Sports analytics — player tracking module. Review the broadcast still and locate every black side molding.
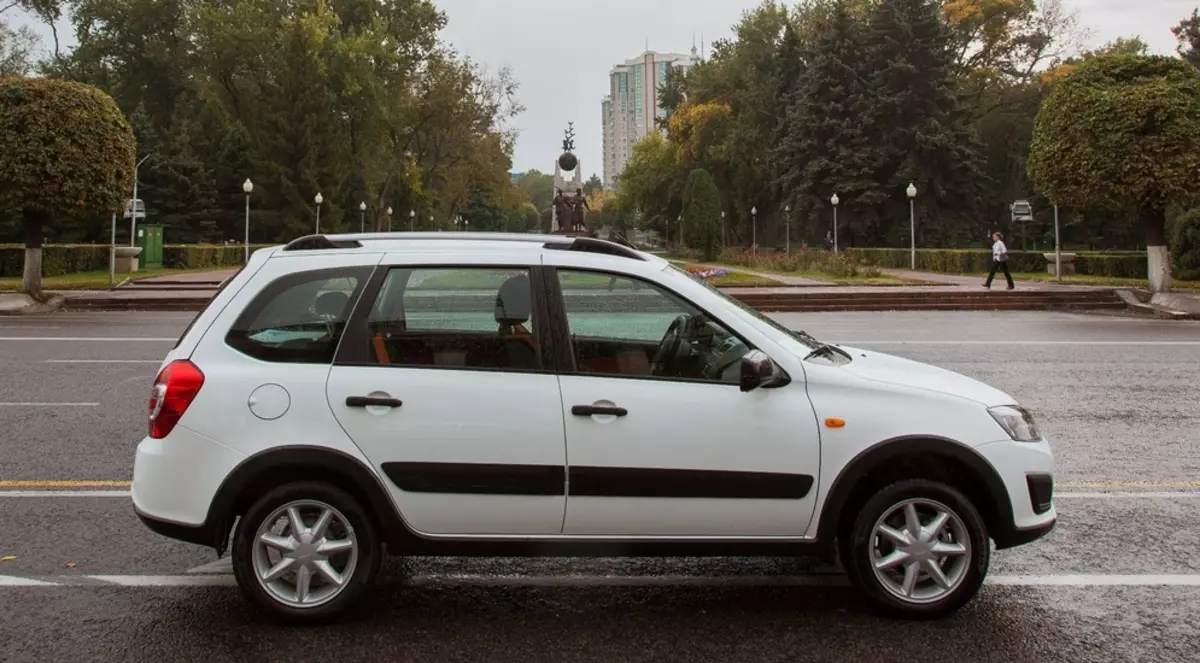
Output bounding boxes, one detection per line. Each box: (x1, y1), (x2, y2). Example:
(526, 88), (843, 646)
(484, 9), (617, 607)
(346, 396), (403, 408)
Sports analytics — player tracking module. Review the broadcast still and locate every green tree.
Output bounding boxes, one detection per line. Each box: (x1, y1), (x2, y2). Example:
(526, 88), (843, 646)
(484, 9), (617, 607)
(583, 173), (603, 197)
(860, 0), (988, 247)
(1028, 55), (1200, 292)
(1175, 9), (1200, 70)
(0, 77), (135, 298)
(1171, 208), (1200, 281)
(682, 168), (722, 260)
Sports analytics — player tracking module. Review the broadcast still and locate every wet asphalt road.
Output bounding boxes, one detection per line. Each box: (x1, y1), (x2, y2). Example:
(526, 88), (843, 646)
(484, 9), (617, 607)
(1, 310), (1199, 662)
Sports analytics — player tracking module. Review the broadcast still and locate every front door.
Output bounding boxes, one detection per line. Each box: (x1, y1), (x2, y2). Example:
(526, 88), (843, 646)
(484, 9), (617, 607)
(550, 268), (821, 537)
(327, 264), (567, 536)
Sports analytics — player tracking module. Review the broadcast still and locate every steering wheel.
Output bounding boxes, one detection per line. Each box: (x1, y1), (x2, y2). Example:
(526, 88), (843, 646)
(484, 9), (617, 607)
(650, 314), (692, 376)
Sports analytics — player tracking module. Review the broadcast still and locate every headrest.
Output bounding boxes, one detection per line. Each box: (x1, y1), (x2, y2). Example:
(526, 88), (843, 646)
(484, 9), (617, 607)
(495, 274), (532, 325)
(314, 290), (350, 318)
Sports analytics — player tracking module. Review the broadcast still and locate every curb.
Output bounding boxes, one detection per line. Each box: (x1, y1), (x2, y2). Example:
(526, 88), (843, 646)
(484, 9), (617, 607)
(0, 294), (65, 316)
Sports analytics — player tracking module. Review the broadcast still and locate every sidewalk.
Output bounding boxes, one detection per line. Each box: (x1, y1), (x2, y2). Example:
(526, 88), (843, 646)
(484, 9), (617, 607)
(878, 268), (1114, 291)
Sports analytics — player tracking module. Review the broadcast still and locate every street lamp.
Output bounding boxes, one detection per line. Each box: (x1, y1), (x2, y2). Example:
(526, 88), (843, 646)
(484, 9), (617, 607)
(784, 205), (791, 254)
(314, 192), (324, 234)
(242, 178), (253, 263)
(359, 201), (367, 233)
(678, 214), (683, 247)
(409, 209), (415, 231)
(130, 153), (152, 246)
(751, 206), (758, 254)
(721, 210), (726, 245)
(386, 206), (393, 231)
(906, 183), (917, 270)
(831, 193), (840, 252)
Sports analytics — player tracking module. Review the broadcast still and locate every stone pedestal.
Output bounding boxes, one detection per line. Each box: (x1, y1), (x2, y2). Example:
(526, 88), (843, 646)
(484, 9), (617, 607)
(1043, 252), (1077, 277)
(114, 246), (143, 274)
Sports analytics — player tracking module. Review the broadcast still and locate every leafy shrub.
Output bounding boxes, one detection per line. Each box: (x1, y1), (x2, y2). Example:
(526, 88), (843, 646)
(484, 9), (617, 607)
(163, 244), (272, 269)
(1171, 208), (1200, 281)
(0, 244), (110, 277)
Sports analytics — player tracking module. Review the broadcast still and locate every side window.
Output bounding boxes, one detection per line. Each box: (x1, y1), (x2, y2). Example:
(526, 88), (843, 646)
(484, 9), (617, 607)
(225, 267), (369, 364)
(365, 267), (542, 372)
(557, 269), (750, 383)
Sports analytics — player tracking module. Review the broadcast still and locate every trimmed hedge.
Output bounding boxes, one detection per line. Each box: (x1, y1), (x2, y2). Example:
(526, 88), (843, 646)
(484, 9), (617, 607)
(853, 249), (1148, 278)
(162, 244), (273, 269)
(0, 244), (111, 277)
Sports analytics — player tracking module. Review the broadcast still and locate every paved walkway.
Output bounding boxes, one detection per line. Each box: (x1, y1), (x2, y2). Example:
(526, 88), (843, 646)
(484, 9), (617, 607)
(879, 268), (1114, 291)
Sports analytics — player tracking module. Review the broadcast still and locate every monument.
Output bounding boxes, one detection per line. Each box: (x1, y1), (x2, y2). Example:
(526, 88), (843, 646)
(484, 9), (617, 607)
(551, 123), (590, 234)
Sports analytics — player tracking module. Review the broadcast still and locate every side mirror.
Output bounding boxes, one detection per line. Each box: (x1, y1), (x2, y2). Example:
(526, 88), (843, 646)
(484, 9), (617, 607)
(740, 350), (791, 393)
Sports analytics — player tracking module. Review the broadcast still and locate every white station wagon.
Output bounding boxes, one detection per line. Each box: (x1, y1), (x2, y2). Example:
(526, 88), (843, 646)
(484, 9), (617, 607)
(133, 232), (1056, 624)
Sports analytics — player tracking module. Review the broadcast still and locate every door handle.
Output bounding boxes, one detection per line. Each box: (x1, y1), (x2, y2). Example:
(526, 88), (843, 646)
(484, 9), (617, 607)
(346, 396), (403, 408)
(571, 404), (628, 417)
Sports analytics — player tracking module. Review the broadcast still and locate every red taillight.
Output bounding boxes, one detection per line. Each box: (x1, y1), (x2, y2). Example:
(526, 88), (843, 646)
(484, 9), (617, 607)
(148, 360), (205, 439)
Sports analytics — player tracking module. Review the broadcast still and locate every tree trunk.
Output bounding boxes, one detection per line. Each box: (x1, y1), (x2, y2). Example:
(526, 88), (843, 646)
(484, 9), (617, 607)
(1145, 209), (1172, 293)
(20, 210), (46, 302)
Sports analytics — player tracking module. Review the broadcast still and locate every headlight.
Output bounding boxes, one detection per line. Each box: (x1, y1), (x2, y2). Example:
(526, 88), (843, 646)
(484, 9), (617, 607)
(988, 405), (1043, 442)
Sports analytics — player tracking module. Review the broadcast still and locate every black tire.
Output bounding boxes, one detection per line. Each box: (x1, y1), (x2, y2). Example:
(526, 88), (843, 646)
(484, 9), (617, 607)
(231, 481), (382, 625)
(843, 479), (990, 620)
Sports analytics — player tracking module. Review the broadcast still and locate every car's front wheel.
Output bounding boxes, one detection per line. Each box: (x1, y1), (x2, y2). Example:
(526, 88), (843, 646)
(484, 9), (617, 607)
(231, 481), (382, 624)
(843, 479), (990, 619)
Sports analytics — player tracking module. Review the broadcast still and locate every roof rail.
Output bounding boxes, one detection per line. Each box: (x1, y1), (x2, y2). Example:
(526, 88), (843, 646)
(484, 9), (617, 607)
(281, 231), (648, 261)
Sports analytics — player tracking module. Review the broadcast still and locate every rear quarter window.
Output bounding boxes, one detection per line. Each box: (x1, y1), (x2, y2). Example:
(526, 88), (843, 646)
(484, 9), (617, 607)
(224, 266), (373, 364)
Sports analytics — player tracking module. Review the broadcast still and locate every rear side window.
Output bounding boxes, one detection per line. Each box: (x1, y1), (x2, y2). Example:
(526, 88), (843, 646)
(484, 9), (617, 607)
(225, 266), (372, 364)
(174, 266), (244, 349)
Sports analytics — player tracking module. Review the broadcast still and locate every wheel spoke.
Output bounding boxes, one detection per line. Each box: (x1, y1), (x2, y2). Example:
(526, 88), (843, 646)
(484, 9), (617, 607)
(259, 533), (295, 552)
(317, 538), (354, 556)
(901, 562), (920, 596)
(874, 549), (909, 571)
(877, 524), (909, 547)
(924, 511), (950, 540)
(923, 558), (950, 589)
(903, 503), (922, 538)
(932, 541), (968, 557)
(313, 560), (345, 587)
(311, 508), (334, 539)
(261, 557), (295, 583)
(295, 565), (312, 604)
(287, 507), (307, 536)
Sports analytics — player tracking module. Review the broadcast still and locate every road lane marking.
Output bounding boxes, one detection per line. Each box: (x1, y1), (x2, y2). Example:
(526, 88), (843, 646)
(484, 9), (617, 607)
(0, 490), (132, 497)
(0, 402), (99, 407)
(0, 337), (176, 342)
(186, 559), (233, 574)
(1060, 480), (1200, 488)
(6, 573), (1200, 589)
(0, 480), (131, 488)
(44, 359), (162, 364)
(1056, 492), (1200, 498)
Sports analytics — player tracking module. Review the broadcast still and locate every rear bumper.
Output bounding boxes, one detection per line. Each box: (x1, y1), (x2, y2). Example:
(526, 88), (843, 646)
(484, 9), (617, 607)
(134, 504), (222, 549)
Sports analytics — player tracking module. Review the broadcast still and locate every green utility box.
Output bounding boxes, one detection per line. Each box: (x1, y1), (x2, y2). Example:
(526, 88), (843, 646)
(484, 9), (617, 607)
(136, 224), (164, 268)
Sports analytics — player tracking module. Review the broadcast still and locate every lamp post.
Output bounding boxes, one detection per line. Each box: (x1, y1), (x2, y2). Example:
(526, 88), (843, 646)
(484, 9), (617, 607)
(409, 209), (415, 231)
(130, 153), (151, 246)
(721, 210), (726, 246)
(359, 201), (367, 233)
(1053, 203), (1062, 283)
(906, 183), (917, 270)
(386, 207), (393, 232)
(751, 207), (757, 254)
(831, 193), (839, 252)
(784, 204), (791, 254)
(314, 192), (324, 234)
(242, 178), (253, 263)
(678, 214), (683, 248)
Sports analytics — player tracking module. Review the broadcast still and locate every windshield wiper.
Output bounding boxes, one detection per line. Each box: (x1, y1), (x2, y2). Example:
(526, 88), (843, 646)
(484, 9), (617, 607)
(796, 330), (851, 361)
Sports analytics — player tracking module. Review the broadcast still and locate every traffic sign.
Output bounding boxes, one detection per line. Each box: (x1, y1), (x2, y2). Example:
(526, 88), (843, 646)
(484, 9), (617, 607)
(123, 199), (146, 219)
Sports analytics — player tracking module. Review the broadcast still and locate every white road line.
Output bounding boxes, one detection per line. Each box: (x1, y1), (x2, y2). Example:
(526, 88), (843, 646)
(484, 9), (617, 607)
(186, 559), (233, 574)
(44, 360), (162, 364)
(0, 402), (99, 407)
(0, 337), (176, 342)
(5, 573), (1200, 589)
(0, 490), (131, 498)
(1056, 492), (1200, 499)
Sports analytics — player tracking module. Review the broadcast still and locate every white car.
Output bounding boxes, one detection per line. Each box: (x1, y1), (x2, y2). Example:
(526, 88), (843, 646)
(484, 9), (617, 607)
(132, 232), (1056, 624)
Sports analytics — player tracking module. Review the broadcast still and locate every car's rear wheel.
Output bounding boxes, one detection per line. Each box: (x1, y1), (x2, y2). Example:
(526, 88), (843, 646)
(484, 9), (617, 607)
(231, 481), (381, 624)
(843, 479), (990, 619)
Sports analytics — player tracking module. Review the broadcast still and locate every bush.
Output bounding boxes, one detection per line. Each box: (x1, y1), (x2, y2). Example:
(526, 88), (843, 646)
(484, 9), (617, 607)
(671, 247), (881, 278)
(0, 244), (111, 277)
(162, 244), (272, 269)
(1172, 209), (1200, 281)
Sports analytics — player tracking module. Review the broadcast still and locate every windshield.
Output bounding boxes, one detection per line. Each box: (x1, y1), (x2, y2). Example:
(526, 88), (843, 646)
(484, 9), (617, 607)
(665, 263), (823, 350)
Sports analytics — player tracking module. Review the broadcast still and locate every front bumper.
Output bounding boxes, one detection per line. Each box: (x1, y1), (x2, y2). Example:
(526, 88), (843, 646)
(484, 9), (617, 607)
(976, 438), (1057, 549)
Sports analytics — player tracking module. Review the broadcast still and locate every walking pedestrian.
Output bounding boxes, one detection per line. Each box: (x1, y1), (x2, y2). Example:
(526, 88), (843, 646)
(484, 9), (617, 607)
(984, 231), (1014, 290)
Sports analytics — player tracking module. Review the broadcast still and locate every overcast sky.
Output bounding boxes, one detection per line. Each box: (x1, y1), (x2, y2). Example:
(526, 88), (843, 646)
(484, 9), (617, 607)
(5, 0), (1194, 177)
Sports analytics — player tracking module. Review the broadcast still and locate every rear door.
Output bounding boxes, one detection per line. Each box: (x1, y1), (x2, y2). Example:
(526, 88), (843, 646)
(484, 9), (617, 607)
(326, 257), (568, 536)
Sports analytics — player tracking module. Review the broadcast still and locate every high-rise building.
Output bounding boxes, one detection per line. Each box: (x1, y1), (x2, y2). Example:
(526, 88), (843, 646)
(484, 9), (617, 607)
(602, 48), (700, 189)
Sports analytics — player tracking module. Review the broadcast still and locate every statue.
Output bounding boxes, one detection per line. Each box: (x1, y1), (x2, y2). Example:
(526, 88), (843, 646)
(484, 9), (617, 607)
(552, 123), (587, 234)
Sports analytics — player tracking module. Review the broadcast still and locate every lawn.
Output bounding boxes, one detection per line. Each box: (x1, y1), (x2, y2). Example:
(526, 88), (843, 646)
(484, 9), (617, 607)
(0, 267), (222, 292)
